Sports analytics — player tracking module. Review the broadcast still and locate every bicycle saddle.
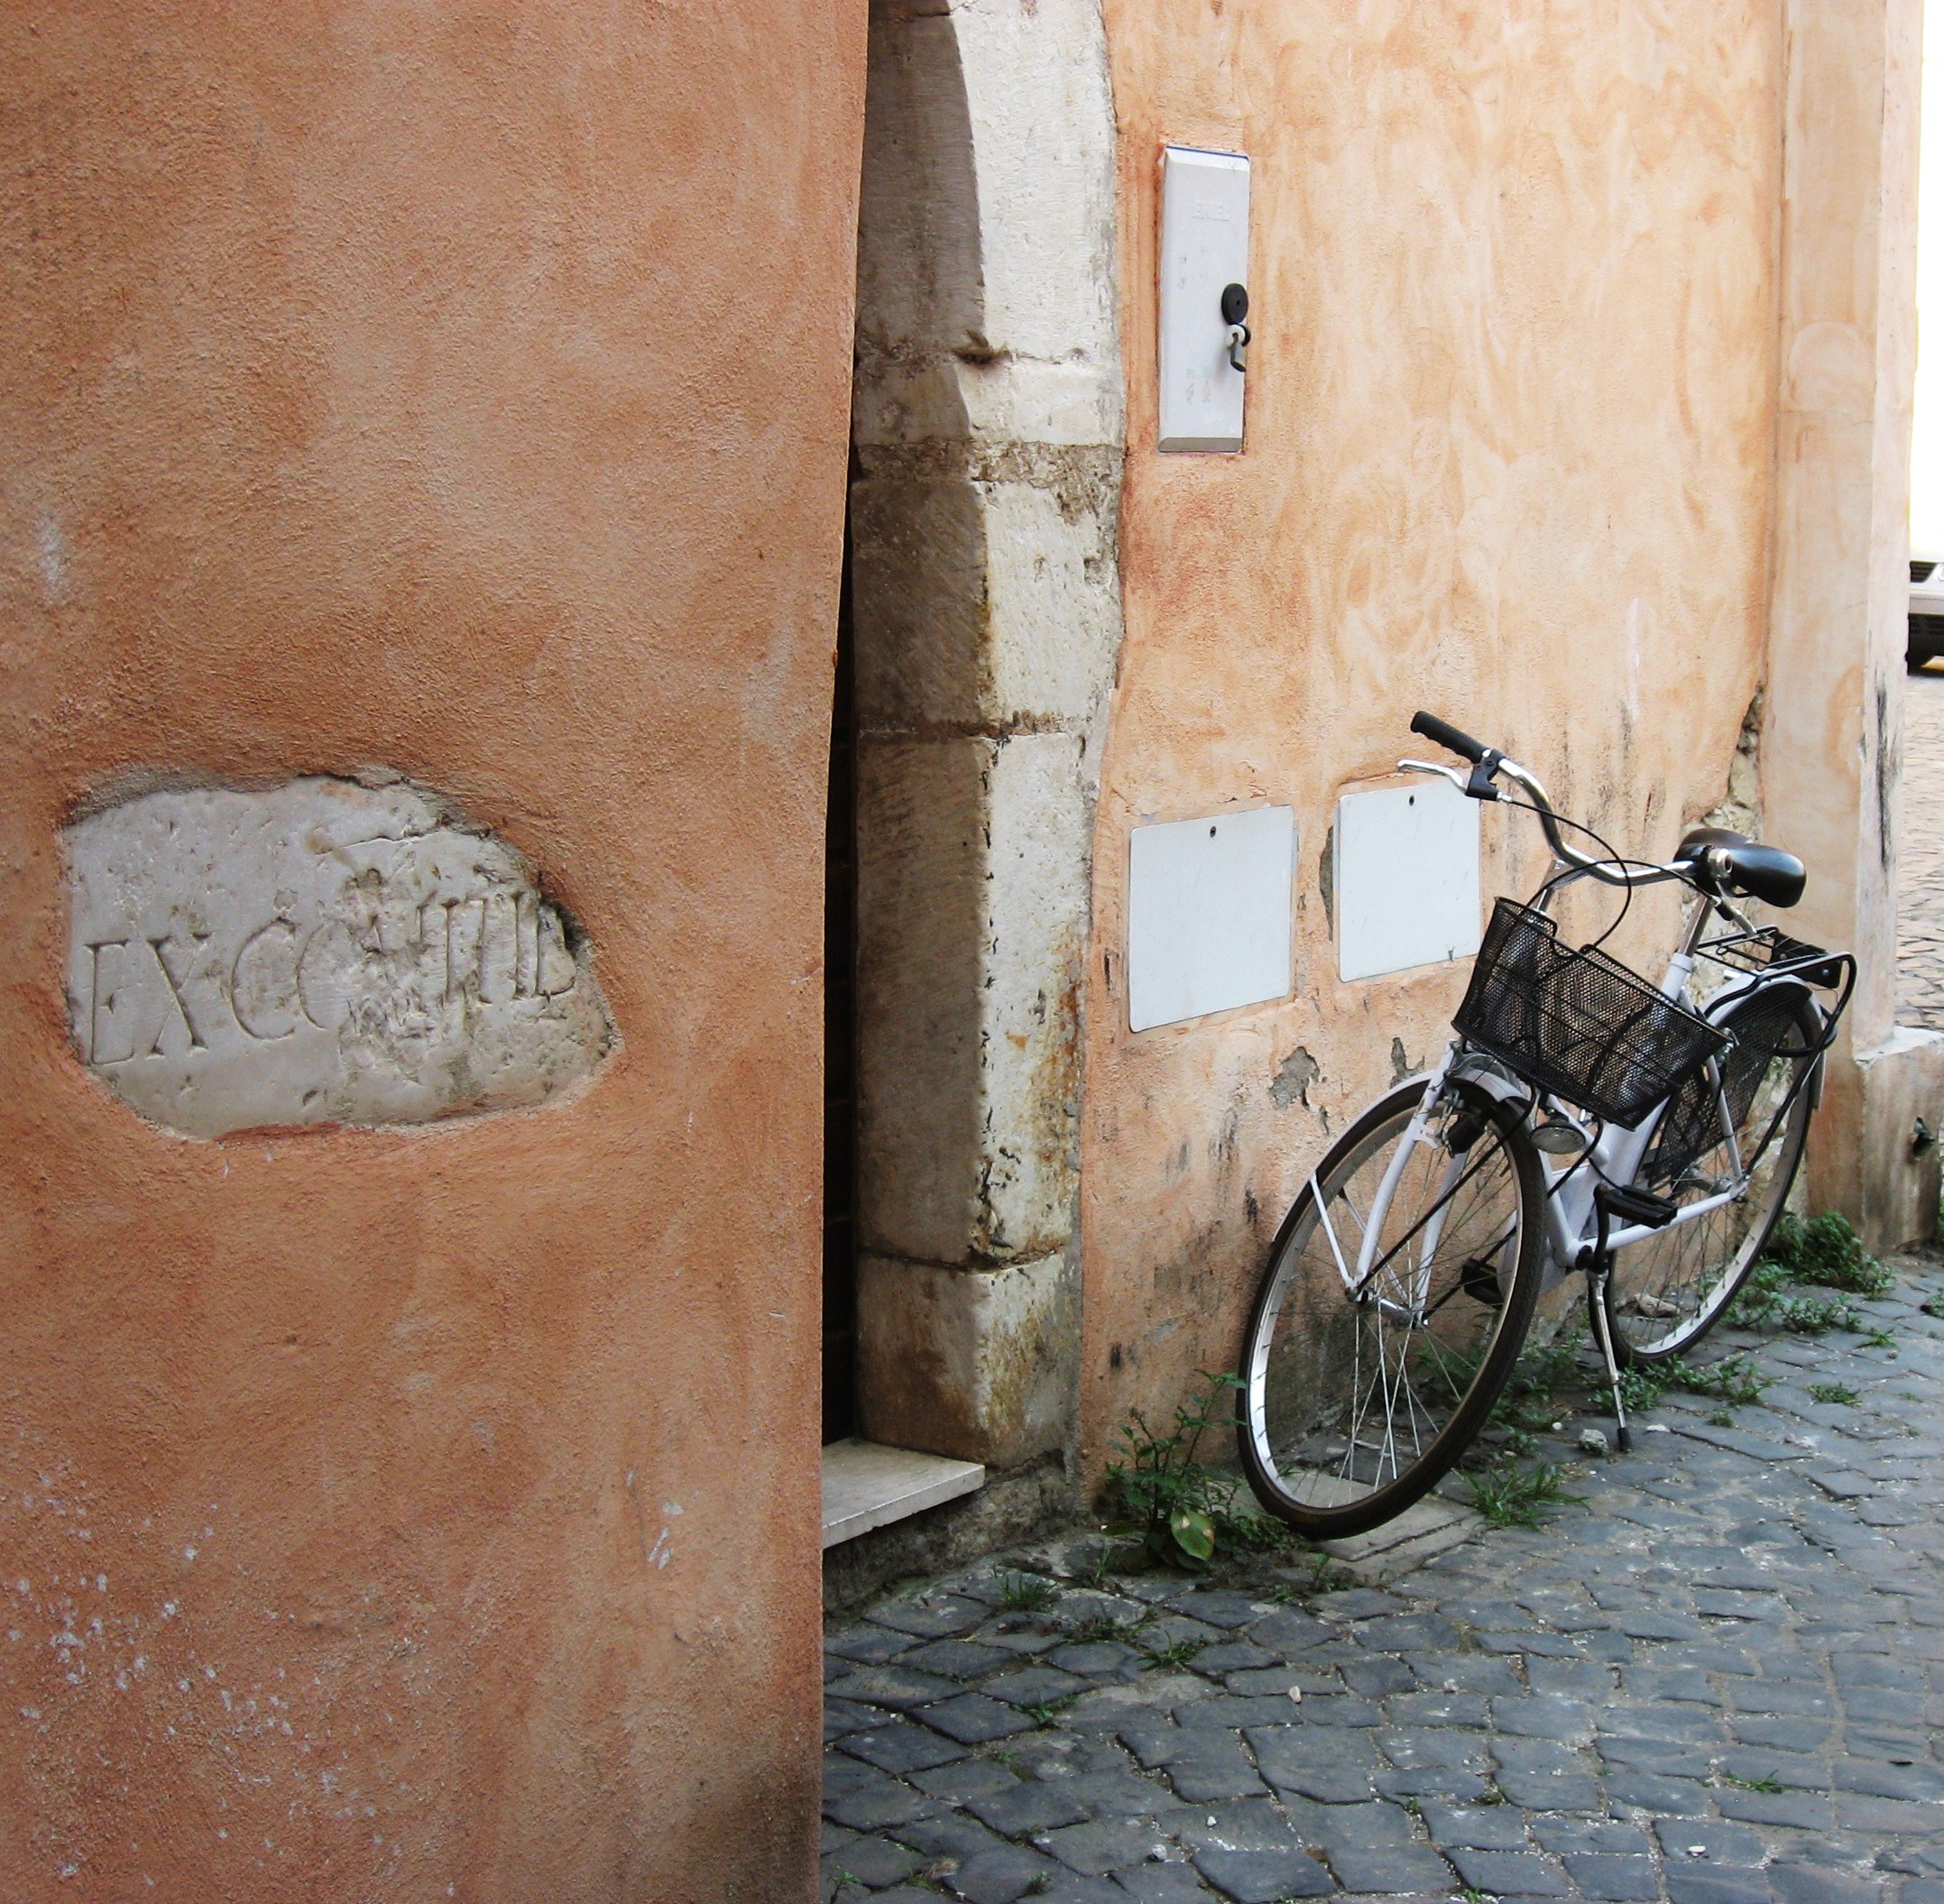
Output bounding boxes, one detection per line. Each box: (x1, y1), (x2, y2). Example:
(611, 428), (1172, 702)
(1673, 826), (1806, 909)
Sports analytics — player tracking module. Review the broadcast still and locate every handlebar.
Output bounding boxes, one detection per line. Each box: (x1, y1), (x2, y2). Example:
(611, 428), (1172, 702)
(1408, 710), (1489, 765)
(1405, 709), (1684, 893)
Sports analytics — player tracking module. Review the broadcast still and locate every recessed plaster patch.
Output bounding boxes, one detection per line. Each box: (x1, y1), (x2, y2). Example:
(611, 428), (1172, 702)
(63, 777), (613, 1138)
(1269, 1044), (1320, 1110)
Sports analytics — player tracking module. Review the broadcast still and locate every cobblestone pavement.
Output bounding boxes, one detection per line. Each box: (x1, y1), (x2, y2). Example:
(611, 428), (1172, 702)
(824, 1254), (1944, 1903)
(1899, 666), (1944, 1030)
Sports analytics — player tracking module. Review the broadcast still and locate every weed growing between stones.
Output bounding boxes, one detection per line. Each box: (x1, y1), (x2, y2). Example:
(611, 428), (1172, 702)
(1101, 1370), (1295, 1568)
(1455, 1330), (1595, 1524)
(1764, 1211), (1893, 1294)
(1728, 1259), (1863, 1333)
(1728, 1211), (1887, 1333)
(1262, 1559), (1343, 1605)
(1672, 1353), (1772, 1407)
(1461, 1326), (1589, 1458)
(1617, 1363), (1669, 1413)
(1460, 1459), (1579, 1529)
(1025, 1694), (1081, 1727)
(1810, 1382), (1860, 1405)
(997, 1572), (1059, 1613)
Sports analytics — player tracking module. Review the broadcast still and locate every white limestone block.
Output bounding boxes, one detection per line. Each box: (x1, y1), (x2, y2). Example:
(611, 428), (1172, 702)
(63, 777), (613, 1138)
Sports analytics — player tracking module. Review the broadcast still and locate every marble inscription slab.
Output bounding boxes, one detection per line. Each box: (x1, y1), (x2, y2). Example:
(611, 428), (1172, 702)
(63, 777), (613, 1137)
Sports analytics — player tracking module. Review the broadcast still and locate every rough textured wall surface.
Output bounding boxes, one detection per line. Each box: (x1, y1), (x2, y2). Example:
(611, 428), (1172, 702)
(0, 4), (861, 1898)
(1083, 2), (1783, 1470)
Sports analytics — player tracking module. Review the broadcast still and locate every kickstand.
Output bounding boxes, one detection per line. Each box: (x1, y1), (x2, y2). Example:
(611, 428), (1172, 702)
(1587, 1197), (1632, 1454)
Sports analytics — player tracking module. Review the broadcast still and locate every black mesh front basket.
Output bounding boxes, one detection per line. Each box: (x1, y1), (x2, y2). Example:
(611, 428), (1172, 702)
(1453, 898), (1729, 1126)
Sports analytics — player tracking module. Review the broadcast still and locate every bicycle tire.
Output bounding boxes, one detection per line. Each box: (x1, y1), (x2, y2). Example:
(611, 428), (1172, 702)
(1597, 986), (1821, 1364)
(1237, 1075), (1546, 1539)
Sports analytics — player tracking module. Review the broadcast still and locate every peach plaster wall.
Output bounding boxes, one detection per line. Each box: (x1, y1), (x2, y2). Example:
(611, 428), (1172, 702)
(0, 4), (862, 1899)
(1081, 2), (1785, 1473)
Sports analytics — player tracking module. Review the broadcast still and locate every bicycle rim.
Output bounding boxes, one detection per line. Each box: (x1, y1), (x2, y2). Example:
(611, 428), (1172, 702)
(1237, 1077), (1544, 1539)
(1603, 989), (1820, 1362)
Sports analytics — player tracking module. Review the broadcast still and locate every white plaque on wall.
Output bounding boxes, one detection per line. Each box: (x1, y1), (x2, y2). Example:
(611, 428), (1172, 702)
(1335, 779), (1481, 982)
(1128, 805), (1294, 1032)
(1157, 144), (1251, 455)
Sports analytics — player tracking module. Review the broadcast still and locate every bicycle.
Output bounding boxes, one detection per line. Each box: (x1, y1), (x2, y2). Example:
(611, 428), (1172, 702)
(1236, 712), (1855, 1539)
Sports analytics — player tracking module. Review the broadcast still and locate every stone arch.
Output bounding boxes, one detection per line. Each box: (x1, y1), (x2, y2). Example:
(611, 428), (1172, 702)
(844, 0), (1124, 1475)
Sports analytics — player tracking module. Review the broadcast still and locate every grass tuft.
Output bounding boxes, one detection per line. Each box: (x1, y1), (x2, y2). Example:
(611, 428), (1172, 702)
(1727, 1212), (1886, 1336)
(997, 1572), (1059, 1614)
(1025, 1695), (1080, 1727)
(1669, 1353), (1771, 1407)
(1061, 1610), (1144, 1645)
(1460, 1460), (1578, 1529)
(1762, 1212), (1893, 1296)
(1808, 1382), (1859, 1406)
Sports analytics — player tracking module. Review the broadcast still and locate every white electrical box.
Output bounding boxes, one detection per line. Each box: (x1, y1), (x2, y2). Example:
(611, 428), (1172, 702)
(1335, 780), (1482, 982)
(1128, 805), (1294, 1032)
(1158, 144), (1250, 455)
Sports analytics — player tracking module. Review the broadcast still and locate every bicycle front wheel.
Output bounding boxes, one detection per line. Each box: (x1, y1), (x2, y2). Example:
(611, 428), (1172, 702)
(1600, 986), (1821, 1362)
(1237, 1075), (1545, 1539)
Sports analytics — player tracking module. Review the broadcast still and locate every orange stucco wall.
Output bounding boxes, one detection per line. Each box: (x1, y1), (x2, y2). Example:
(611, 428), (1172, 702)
(1083, 3), (1783, 1464)
(0, 5), (861, 1898)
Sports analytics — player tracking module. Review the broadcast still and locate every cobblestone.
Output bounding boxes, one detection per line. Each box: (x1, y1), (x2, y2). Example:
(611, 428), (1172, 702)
(825, 1252), (1944, 1900)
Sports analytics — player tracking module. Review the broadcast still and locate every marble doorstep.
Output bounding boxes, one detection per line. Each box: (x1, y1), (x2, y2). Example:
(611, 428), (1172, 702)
(823, 1438), (985, 1549)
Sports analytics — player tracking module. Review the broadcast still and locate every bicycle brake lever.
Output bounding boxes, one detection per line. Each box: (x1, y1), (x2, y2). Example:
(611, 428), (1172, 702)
(1397, 759), (1470, 792)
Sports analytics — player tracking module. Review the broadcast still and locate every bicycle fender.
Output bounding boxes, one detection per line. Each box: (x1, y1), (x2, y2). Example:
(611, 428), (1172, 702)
(1447, 1053), (1534, 1113)
(1701, 974), (1825, 1110)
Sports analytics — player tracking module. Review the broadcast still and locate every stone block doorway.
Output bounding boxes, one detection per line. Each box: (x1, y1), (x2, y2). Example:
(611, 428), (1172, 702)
(819, 0), (1125, 1562)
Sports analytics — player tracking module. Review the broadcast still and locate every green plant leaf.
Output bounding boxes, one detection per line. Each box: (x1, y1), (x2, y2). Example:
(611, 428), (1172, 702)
(1170, 1504), (1215, 1560)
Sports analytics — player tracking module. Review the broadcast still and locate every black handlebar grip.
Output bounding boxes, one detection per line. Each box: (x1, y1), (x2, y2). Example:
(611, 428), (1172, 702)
(1410, 710), (1490, 764)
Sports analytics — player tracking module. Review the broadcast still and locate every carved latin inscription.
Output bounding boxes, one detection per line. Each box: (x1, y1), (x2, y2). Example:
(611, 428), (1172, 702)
(64, 778), (613, 1137)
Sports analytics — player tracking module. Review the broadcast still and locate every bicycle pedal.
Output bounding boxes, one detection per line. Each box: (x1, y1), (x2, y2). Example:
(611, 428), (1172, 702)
(1595, 1182), (1679, 1228)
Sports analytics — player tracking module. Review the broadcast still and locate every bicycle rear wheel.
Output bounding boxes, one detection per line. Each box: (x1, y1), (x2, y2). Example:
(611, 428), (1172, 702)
(1599, 986), (1821, 1362)
(1237, 1075), (1545, 1539)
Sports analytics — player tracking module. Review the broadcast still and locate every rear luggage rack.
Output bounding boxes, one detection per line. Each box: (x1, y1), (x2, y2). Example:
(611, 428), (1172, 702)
(1699, 924), (1850, 991)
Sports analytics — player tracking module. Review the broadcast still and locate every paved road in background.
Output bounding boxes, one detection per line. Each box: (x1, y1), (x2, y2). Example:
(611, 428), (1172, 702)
(1900, 667), (1944, 1030)
(824, 1257), (1944, 1903)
